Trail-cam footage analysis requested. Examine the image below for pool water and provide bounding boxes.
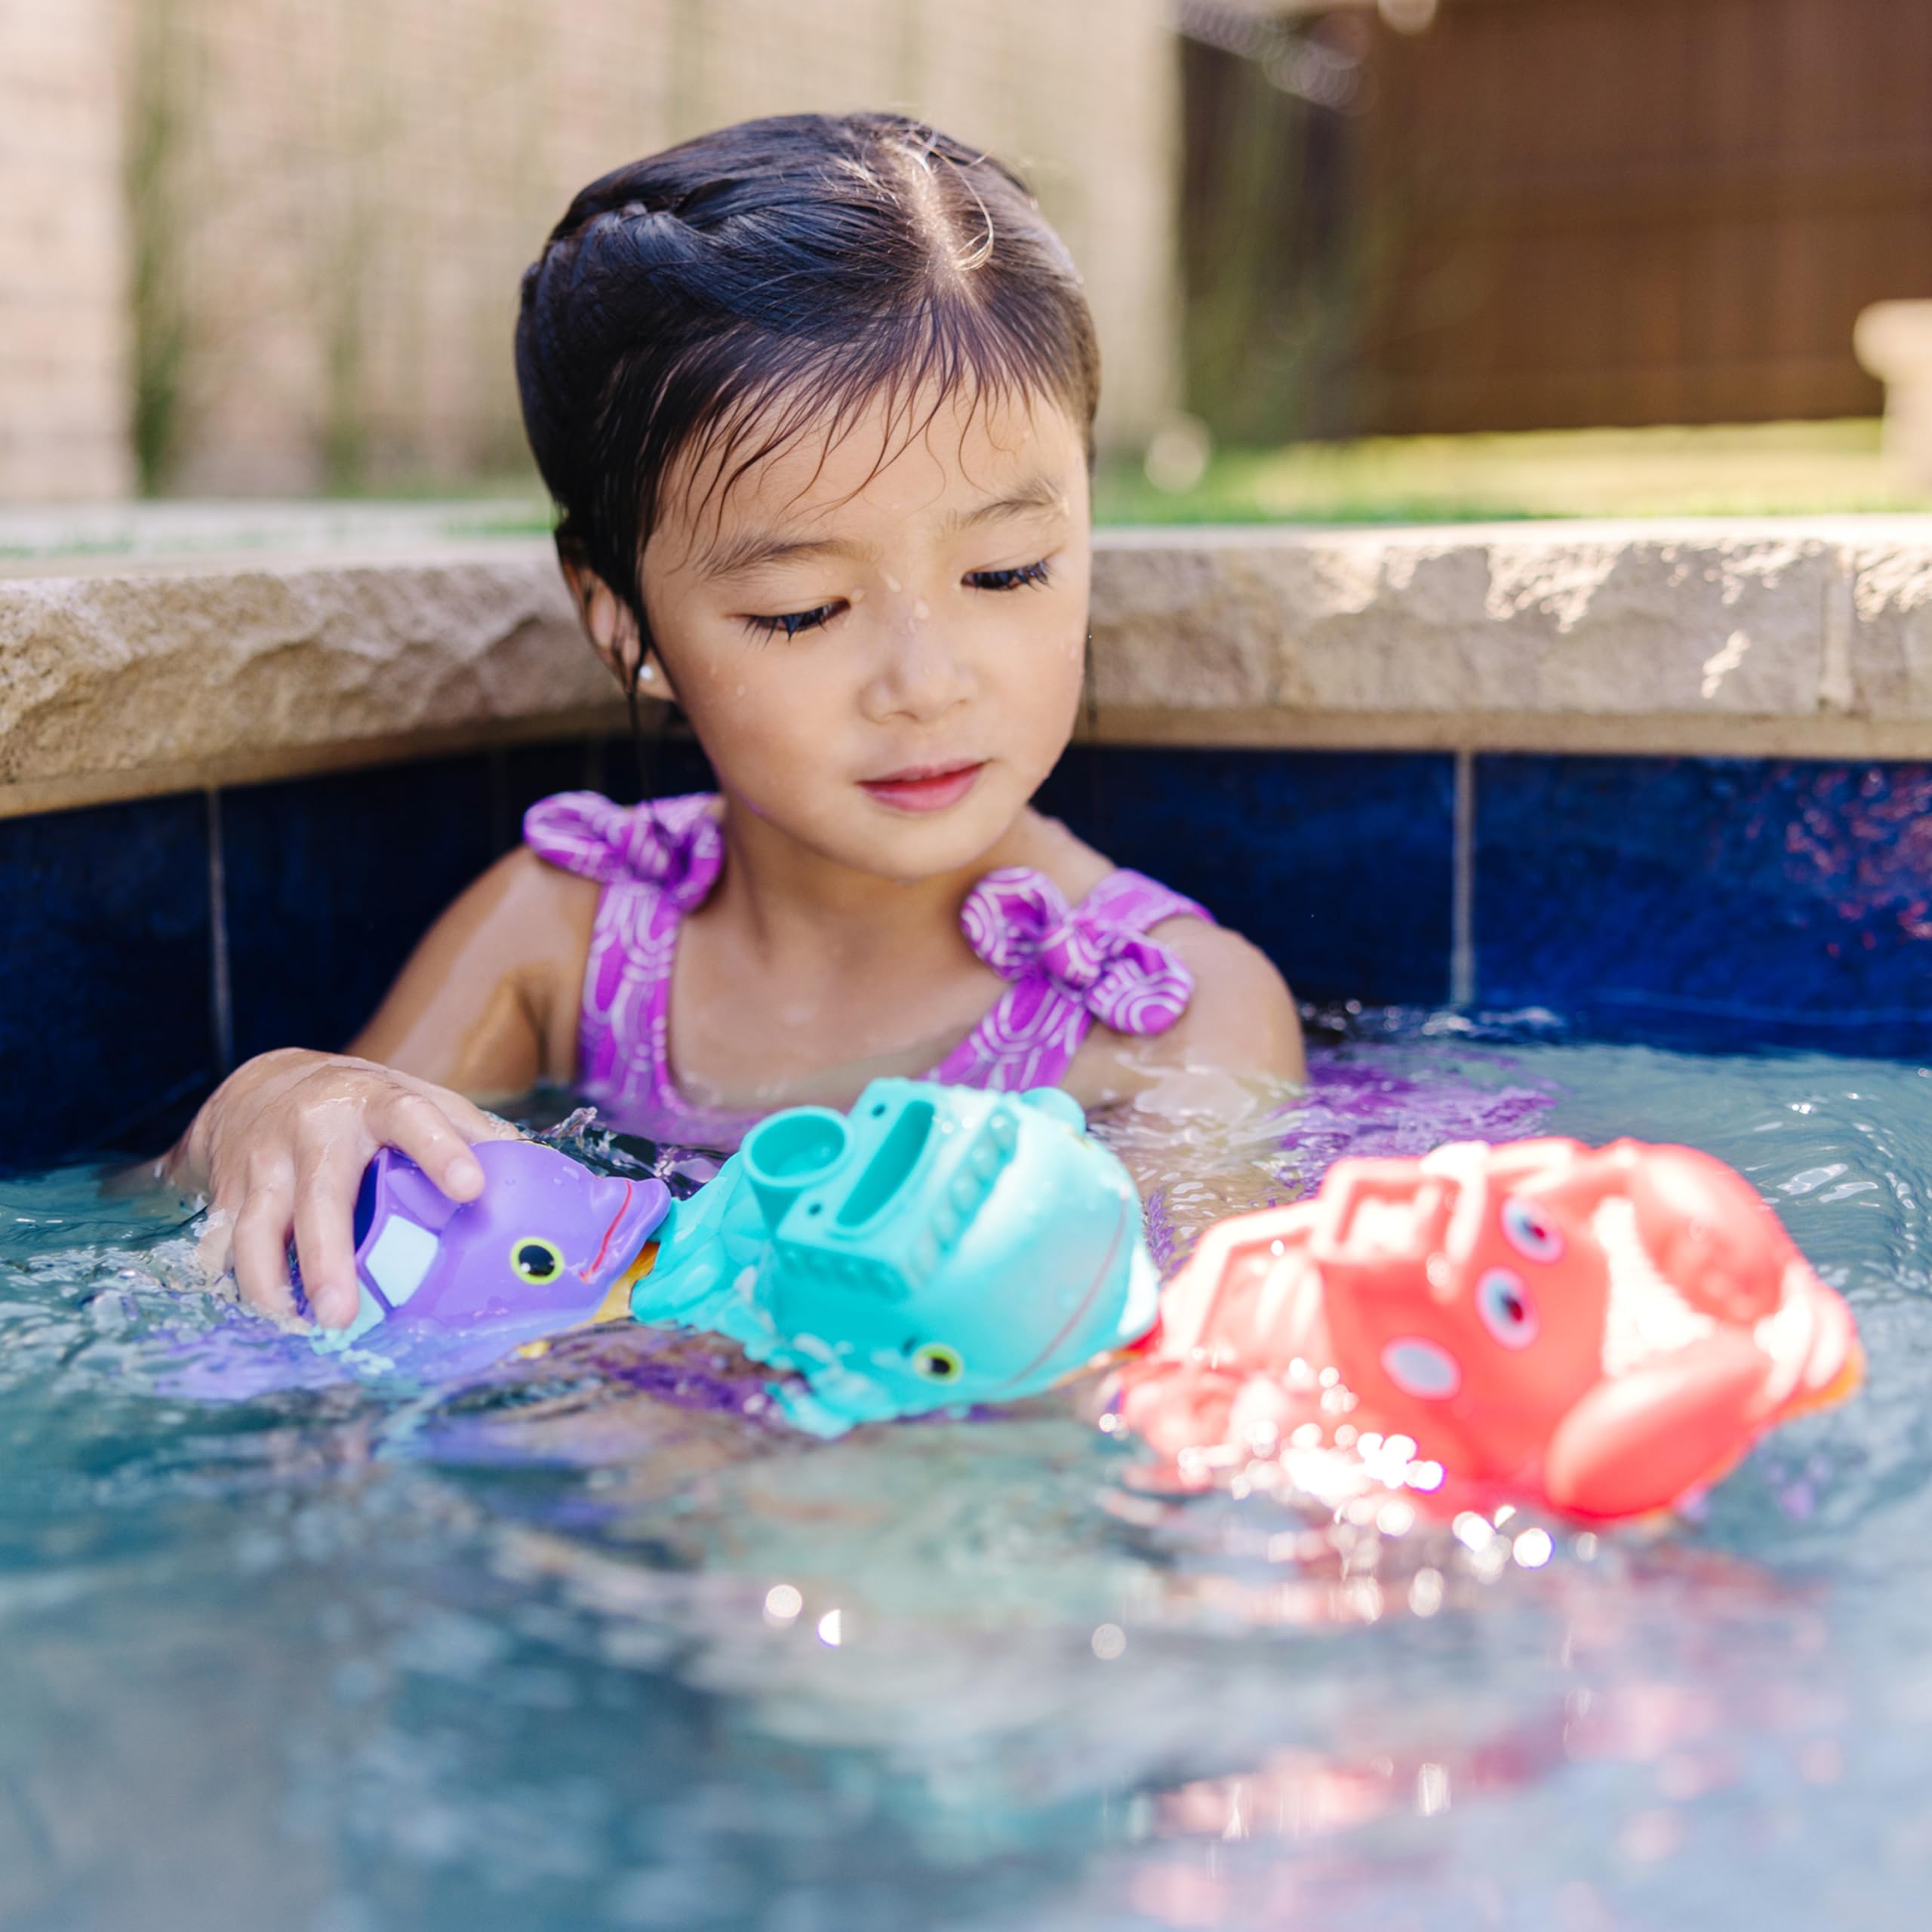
[2,1027,1927,1932]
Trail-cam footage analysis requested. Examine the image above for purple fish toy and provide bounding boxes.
[165,1140,669,1397]
[309,1140,670,1372]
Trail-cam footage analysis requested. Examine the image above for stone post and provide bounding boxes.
[1855,301,1932,491]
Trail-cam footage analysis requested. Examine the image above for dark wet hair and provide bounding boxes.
[514,112,1101,652]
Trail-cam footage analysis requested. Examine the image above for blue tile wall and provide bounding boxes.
[582,728,717,810]
[222,755,496,1062]
[0,794,214,1168]
[490,739,597,853]
[1037,746,1458,1006]
[220,734,718,1071]
[1475,756,1932,1054]
[20,737,1932,1180]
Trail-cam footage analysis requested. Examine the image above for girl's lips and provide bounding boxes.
[859,762,986,814]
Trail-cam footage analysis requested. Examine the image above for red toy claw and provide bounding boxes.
[1115,1139,1863,1522]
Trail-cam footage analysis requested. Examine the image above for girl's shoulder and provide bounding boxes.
[349,841,601,1090]
[1001,811,1306,1094]
[1001,807,1117,905]
[1065,914,1305,1101]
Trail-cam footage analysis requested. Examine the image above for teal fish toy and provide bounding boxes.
[632,1079,1159,1434]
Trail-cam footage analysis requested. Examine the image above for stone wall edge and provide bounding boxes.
[8,521,1932,816]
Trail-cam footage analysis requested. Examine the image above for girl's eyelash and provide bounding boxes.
[743,601,841,639]
[741,559,1049,635]
[966,558,1052,592]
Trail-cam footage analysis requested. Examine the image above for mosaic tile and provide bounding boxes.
[586,728,717,809]
[1476,756,1932,1053]
[0,794,213,1166]
[493,739,601,855]
[1036,747,1458,1006]
[221,755,495,1061]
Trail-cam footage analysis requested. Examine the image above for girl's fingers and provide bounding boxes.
[393,1077,523,1147]
[291,1146,368,1331]
[454,1096,525,1144]
[378,1089,490,1201]
[205,1068,519,1331]
[230,1175,298,1320]
[193,1205,237,1283]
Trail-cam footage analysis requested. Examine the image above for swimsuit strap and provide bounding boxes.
[524,791,724,1126]
[525,792,1213,1137]
[931,865,1214,1092]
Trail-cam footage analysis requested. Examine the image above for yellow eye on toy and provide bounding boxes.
[910,1343,964,1383]
[510,1237,565,1284]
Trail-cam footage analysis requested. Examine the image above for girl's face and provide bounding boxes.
[638,384,1091,884]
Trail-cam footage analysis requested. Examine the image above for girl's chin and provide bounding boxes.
[857,803,1011,867]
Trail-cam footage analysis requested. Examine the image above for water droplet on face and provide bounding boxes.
[912,599,930,622]
[882,573,903,593]
[734,683,747,697]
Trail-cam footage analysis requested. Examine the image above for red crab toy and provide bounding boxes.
[1115,1139,1863,1522]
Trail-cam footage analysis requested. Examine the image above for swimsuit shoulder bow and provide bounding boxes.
[958,866,1201,1038]
[523,790,724,912]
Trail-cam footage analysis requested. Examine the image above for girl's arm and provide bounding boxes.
[1066,920,1308,1255]
[349,847,595,1091]
[166,849,597,1329]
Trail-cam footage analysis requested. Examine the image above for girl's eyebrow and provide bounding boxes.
[703,533,867,581]
[944,475,1070,533]
[703,475,1070,580]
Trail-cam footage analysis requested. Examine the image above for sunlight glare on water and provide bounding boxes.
[2,1027,1931,1930]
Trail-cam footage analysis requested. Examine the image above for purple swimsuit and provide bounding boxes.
[524,790,1214,1145]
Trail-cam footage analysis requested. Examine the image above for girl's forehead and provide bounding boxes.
[659,384,1085,563]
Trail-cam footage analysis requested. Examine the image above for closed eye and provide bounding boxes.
[966,558,1051,592]
[742,600,845,640]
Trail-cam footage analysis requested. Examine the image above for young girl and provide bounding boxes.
[169,112,1304,1331]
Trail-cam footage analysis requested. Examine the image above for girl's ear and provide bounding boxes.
[559,557,678,702]
[560,555,639,678]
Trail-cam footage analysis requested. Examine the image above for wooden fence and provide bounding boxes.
[1360,0,1932,432]
[1180,0,1932,439]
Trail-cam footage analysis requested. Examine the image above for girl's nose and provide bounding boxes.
[858,606,972,724]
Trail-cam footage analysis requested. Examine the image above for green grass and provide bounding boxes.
[1093,418,1932,526]
[15,419,1917,568]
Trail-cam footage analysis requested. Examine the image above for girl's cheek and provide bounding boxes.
[706,666,841,779]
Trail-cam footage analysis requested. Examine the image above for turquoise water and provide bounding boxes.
[2,1031,1927,1931]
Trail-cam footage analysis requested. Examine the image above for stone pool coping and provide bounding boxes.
[8,513,1932,817]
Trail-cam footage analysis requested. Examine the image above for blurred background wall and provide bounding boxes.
[3,0,1178,500]
[8,0,1932,503]
[0,0,134,499]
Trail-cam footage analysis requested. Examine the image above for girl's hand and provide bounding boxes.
[165,1049,521,1330]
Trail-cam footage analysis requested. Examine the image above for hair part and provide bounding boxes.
[515,113,1101,641]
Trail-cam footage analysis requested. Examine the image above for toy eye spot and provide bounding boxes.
[1380,1337,1461,1400]
[511,1237,564,1284]
[1477,1267,1539,1348]
[910,1343,964,1383]
[1501,1196,1564,1263]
